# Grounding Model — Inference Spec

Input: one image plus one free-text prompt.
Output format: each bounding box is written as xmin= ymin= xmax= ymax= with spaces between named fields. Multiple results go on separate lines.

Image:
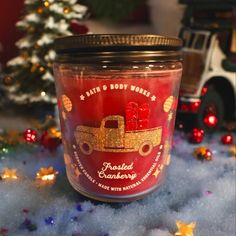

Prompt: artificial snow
xmin=16 ymin=37 xmax=33 ymax=49
xmin=25 ymin=13 xmax=40 ymax=23
xmin=44 ymin=50 xmax=56 ymax=61
xmin=7 ymin=57 xmax=25 ymax=67
xmin=37 ymin=35 xmax=54 ymax=46
xmin=42 ymin=71 xmax=54 ymax=82
xmin=0 ymin=132 xmax=235 ymax=236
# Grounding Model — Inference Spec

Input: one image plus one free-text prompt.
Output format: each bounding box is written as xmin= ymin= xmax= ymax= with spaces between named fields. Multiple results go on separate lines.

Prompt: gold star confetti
xmin=174 ymin=220 xmax=196 ymax=236
xmin=1 ymin=168 xmax=18 ymax=180
xmin=230 ymin=146 xmax=236 ymax=156
xmin=194 ymin=146 xmax=213 ymax=161
xmin=36 ymin=166 xmax=58 ymax=185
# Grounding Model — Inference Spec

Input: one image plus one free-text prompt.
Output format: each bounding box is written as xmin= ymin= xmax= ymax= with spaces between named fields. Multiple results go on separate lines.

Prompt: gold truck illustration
xmin=74 ymin=115 xmax=162 ymax=156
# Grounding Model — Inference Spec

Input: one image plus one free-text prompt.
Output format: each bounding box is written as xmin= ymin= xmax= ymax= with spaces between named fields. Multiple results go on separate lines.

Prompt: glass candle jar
xmin=53 ymin=34 xmax=182 ymax=202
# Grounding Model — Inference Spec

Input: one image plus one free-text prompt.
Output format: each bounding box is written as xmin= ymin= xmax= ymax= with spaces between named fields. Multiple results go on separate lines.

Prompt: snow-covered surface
xmin=0 ymin=132 xmax=235 ymax=236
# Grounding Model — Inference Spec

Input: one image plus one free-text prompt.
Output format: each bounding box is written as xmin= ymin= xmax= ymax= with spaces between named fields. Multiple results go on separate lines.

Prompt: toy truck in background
xmin=178 ymin=0 xmax=236 ymax=131
xmin=74 ymin=115 xmax=162 ymax=156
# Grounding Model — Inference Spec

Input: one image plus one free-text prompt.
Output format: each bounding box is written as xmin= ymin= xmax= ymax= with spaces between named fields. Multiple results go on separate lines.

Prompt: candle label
xmin=58 ymin=71 xmax=181 ymax=198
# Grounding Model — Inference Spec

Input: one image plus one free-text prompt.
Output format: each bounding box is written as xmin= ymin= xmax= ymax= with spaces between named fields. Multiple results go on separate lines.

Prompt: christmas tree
xmin=5 ymin=0 xmax=87 ymax=104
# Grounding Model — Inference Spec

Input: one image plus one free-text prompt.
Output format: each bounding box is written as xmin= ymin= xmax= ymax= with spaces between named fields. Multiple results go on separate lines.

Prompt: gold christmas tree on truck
xmin=5 ymin=0 xmax=87 ymax=104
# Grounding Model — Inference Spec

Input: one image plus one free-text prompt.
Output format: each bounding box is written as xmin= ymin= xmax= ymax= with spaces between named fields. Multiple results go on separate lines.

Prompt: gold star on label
xmin=153 ymin=164 xmax=164 ymax=178
xmin=168 ymin=112 xmax=173 ymax=121
xmin=174 ymin=220 xmax=196 ymax=236
xmin=62 ymin=94 xmax=72 ymax=112
xmin=80 ymin=95 xmax=85 ymax=101
xmin=153 ymin=168 xmax=160 ymax=178
xmin=151 ymin=95 xmax=156 ymax=101
xmin=163 ymin=96 xmax=174 ymax=112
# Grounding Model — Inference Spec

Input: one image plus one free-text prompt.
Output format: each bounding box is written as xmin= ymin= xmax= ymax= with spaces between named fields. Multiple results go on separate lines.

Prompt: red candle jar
xmin=54 ymin=34 xmax=182 ymax=202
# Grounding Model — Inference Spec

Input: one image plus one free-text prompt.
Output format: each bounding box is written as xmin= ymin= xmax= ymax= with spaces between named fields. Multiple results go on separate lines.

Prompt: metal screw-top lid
xmin=54 ymin=34 xmax=182 ymax=53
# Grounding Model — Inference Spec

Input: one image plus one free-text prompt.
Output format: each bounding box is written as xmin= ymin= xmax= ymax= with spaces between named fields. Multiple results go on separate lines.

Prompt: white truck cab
xmin=178 ymin=28 xmax=236 ymax=130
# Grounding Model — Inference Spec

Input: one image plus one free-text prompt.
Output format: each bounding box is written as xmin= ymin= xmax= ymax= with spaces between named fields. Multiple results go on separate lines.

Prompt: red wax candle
xmin=54 ymin=35 xmax=183 ymax=202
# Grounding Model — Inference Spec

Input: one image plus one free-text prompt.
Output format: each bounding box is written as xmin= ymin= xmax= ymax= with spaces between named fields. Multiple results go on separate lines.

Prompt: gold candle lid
xmin=55 ymin=34 xmax=182 ymax=53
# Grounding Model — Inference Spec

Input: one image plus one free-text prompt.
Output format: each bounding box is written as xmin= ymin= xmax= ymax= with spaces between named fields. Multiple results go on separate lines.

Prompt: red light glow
xmin=203 ymin=114 xmax=218 ymax=128
xmin=190 ymin=128 xmax=204 ymax=143
xmin=201 ymin=86 xmax=208 ymax=96
xmin=180 ymin=101 xmax=201 ymax=113
xmin=221 ymin=134 xmax=233 ymax=145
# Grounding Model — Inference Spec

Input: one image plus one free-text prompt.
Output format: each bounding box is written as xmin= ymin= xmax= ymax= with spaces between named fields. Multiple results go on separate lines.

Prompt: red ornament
xmin=221 ymin=134 xmax=233 ymax=145
xmin=40 ymin=131 xmax=61 ymax=151
xmin=190 ymin=128 xmax=204 ymax=143
xmin=203 ymin=114 xmax=218 ymax=128
xmin=23 ymin=129 xmax=38 ymax=143
xmin=70 ymin=21 xmax=89 ymax=34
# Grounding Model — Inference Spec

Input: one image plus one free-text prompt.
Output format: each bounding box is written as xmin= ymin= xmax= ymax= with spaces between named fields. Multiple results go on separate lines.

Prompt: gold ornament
xmin=1 ymin=168 xmax=18 ymax=180
xmin=74 ymin=115 xmax=162 ymax=156
xmin=37 ymin=7 xmax=43 ymax=14
xmin=62 ymin=94 xmax=73 ymax=112
xmin=43 ymin=1 xmax=50 ymax=7
xmin=163 ymin=96 xmax=174 ymax=112
xmin=36 ymin=166 xmax=58 ymax=185
xmin=63 ymin=7 xmax=70 ymax=14
xmin=39 ymin=66 xmax=45 ymax=73
xmin=174 ymin=220 xmax=196 ymax=236
xmin=48 ymin=127 xmax=61 ymax=139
